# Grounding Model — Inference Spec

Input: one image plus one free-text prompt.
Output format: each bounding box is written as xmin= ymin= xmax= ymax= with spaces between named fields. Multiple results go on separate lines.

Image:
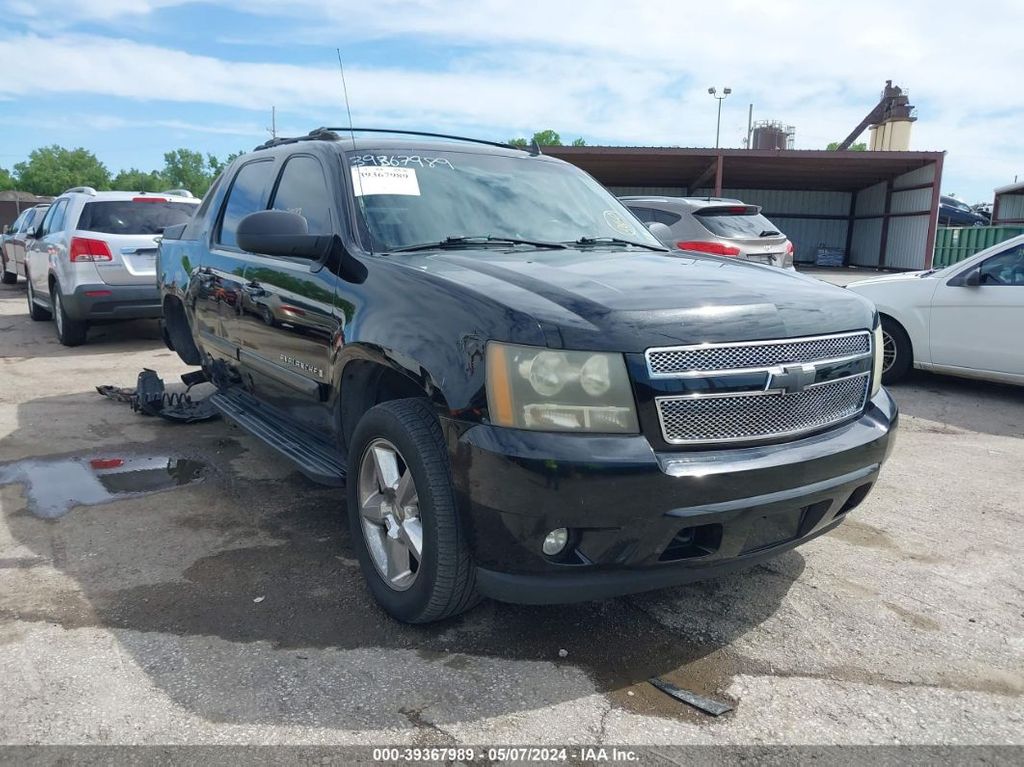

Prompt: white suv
xmin=25 ymin=187 xmax=200 ymax=346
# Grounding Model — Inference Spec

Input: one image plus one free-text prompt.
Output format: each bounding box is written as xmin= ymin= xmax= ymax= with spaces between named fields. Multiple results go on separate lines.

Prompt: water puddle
xmin=0 ymin=455 xmax=206 ymax=519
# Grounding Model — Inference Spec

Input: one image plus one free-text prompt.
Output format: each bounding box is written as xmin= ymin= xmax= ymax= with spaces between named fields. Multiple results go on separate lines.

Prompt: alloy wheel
xmin=881 ymin=329 xmax=897 ymax=373
xmin=356 ymin=438 xmax=422 ymax=591
xmin=54 ymin=291 xmax=64 ymax=336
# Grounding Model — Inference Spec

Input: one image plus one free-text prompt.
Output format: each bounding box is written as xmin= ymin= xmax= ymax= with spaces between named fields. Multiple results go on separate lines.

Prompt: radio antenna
xmin=336 ymin=48 xmax=370 ymax=251
xmin=336 ymin=48 xmax=356 ymax=143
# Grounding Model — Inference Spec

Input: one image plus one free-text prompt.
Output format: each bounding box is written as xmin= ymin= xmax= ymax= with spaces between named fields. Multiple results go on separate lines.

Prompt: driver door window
xmin=979 ymin=245 xmax=1024 ymax=286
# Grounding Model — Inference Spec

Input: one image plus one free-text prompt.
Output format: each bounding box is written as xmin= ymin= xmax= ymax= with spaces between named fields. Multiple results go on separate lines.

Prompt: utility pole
xmin=708 ymin=87 xmax=731 ymax=149
xmin=268 ymin=106 xmax=277 ymax=139
xmin=747 ymin=104 xmax=754 ymax=149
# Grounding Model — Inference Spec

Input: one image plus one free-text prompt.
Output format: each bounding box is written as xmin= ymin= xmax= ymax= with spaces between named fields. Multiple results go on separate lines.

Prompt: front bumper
xmin=451 ymin=388 xmax=897 ymax=604
xmin=60 ymin=283 xmax=161 ymax=321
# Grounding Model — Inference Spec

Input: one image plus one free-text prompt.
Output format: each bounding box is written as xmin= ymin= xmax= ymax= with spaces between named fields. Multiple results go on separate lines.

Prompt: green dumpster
xmin=933 ymin=226 xmax=1024 ymax=268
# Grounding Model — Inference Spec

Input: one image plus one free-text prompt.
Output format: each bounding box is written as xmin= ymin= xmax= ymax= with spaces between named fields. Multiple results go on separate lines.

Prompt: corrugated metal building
xmin=543 ymin=147 xmax=946 ymax=270
xmin=0 ymin=190 xmax=53 ymax=229
xmin=993 ymin=181 xmax=1024 ymax=225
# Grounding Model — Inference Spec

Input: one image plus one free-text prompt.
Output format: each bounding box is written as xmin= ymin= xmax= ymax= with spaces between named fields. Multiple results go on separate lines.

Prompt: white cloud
xmin=0 ymin=0 xmax=1021 ymax=198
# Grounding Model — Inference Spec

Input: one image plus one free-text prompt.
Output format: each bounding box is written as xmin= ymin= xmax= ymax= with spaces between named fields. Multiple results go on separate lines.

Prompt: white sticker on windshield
xmin=603 ymin=209 xmax=637 ymax=236
xmin=351 ymin=166 xmax=421 ymax=197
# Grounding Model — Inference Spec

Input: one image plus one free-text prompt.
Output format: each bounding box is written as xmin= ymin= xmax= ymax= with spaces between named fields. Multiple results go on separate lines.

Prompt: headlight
xmin=871 ymin=325 xmax=884 ymax=396
xmin=486 ymin=342 xmax=639 ymax=433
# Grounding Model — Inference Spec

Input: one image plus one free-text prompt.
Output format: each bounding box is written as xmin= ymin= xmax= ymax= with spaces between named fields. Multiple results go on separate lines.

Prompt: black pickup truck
xmin=158 ymin=128 xmax=897 ymax=623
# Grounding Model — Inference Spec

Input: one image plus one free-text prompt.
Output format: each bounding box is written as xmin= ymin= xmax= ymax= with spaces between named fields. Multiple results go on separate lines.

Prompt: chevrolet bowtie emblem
xmin=766 ymin=363 xmax=817 ymax=394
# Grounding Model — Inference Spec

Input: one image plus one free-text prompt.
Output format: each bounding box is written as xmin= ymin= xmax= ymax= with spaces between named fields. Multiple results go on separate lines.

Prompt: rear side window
xmin=650 ymin=209 xmax=681 ymax=226
xmin=695 ymin=207 xmax=780 ymax=238
xmin=77 ymin=200 xmax=197 ymax=235
xmin=43 ymin=199 xmax=68 ymax=235
xmin=9 ymin=211 xmax=28 ymax=232
xmin=271 ymin=155 xmax=334 ymax=235
xmin=626 ymin=206 xmax=681 ymax=227
xmin=24 ymin=209 xmax=41 ymax=232
xmin=217 ymin=159 xmax=276 ymax=248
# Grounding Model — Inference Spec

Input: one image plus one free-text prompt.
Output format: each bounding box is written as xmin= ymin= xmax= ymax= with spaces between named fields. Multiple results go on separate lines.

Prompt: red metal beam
xmin=923 ymin=155 xmax=944 ymax=269
xmin=878 ymin=178 xmax=894 ymax=268
xmin=844 ymin=191 xmax=858 ymax=267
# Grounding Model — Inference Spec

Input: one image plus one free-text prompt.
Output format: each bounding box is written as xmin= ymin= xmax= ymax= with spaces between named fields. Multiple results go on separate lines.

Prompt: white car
xmin=846 ymin=235 xmax=1024 ymax=386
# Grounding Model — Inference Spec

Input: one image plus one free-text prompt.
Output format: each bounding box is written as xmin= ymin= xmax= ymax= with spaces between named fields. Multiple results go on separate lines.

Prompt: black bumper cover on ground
xmin=452 ymin=389 xmax=898 ymax=604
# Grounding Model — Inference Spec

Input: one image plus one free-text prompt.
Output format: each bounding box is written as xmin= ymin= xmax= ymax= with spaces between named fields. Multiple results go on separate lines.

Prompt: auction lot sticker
xmin=603 ymin=209 xmax=637 ymax=236
xmin=351 ymin=166 xmax=421 ymax=196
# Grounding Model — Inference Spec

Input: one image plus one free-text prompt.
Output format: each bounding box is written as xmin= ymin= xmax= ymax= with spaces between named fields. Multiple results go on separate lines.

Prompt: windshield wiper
xmin=570 ymin=237 xmax=668 ymax=252
xmin=759 ymin=229 xmax=780 ymax=237
xmin=386 ymin=235 xmax=568 ymax=254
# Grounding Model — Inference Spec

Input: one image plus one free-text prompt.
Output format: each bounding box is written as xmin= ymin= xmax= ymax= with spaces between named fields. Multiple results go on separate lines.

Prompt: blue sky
xmin=0 ymin=0 xmax=1020 ymax=202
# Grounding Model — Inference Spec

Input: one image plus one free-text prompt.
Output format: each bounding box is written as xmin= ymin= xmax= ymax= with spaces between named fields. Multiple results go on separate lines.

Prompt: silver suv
xmin=620 ymin=196 xmax=794 ymax=269
xmin=2 ymin=204 xmax=50 ymax=284
xmin=25 ymin=187 xmax=200 ymax=346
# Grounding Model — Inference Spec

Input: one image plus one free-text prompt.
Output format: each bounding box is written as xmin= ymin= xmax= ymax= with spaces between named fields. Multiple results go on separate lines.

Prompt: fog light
xmin=542 ymin=528 xmax=569 ymax=556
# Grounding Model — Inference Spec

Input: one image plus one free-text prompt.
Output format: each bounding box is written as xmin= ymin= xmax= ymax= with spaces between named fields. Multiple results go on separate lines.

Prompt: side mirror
xmin=960 ymin=266 xmax=981 ymax=287
xmin=646 ymin=221 xmax=673 ymax=244
xmin=237 ymin=210 xmax=332 ymax=260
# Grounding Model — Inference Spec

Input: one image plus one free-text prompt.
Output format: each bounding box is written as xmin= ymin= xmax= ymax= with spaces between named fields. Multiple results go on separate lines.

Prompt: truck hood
xmin=399 ymin=249 xmax=875 ymax=352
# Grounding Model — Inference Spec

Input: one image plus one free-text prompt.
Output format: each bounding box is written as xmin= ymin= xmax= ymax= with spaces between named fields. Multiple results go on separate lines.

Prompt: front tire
xmin=26 ymin=275 xmax=52 ymax=321
xmin=880 ymin=316 xmax=912 ymax=385
xmin=52 ymin=283 xmax=88 ymax=346
xmin=1 ymin=265 xmax=16 ymax=285
xmin=347 ymin=398 xmax=479 ymax=623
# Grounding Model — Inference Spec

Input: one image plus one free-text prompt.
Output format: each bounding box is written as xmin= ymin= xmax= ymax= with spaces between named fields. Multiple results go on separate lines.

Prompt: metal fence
xmin=932 ymin=226 xmax=1024 ymax=268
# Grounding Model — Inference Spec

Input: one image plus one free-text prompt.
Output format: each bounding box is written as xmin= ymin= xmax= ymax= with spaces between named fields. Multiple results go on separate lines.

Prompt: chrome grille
xmin=647 ymin=332 xmax=871 ymax=376
xmin=656 ymin=374 xmax=870 ymax=445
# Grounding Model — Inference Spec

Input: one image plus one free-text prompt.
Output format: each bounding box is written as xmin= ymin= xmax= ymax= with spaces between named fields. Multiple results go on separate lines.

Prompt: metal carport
xmin=993 ymin=181 xmax=1024 ymax=225
xmin=542 ymin=146 xmax=945 ymax=270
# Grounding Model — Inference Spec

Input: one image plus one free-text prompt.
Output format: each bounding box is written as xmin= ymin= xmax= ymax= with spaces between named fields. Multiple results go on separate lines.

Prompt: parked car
xmin=620 ymin=196 xmax=795 ymax=268
xmin=25 ymin=187 xmax=200 ymax=345
xmin=972 ymin=202 xmax=993 ymax=223
xmin=938 ymin=195 xmax=987 ymax=227
xmin=158 ymin=128 xmax=896 ymax=624
xmin=1 ymin=204 xmax=49 ymax=284
xmin=847 ymin=234 xmax=1024 ymax=385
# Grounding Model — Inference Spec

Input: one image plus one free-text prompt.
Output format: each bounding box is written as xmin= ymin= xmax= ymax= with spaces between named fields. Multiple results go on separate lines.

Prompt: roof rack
xmin=253 ymin=127 xmax=525 ymax=153
xmin=62 ymin=186 xmax=97 ymax=196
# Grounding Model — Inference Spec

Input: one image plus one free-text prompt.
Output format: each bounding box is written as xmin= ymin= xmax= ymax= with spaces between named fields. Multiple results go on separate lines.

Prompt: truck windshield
xmin=347 ymin=150 xmax=663 ymax=252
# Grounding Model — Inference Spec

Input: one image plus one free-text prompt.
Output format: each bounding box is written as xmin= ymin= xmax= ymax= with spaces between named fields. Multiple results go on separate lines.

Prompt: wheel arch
xmin=878 ymin=310 xmax=916 ymax=365
xmin=336 ymin=347 xmax=455 ymax=450
xmin=162 ymin=294 xmax=202 ymax=365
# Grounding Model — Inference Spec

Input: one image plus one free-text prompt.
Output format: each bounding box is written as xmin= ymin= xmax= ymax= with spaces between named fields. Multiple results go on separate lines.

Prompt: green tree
xmin=827 ymin=141 xmax=867 ymax=151
xmin=111 ymin=168 xmax=167 ymax=192
xmin=161 ymin=148 xmax=214 ymax=196
xmin=208 ymin=151 xmax=244 ymax=177
xmin=13 ymin=145 xmax=111 ymax=196
xmin=0 ymin=166 xmax=15 ymax=191
xmin=507 ymin=130 xmax=587 ymax=148
xmin=531 ymin=129 xmax=562 ymax=146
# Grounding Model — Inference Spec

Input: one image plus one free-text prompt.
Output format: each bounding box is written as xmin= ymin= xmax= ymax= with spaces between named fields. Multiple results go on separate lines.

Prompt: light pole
xmin=708 ymin=86 xmax=732 ymax=149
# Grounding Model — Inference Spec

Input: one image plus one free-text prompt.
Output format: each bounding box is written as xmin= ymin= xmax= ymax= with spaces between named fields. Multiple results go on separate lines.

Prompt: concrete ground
xmin=0 ymin=278 xmax=1022 ymax=747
